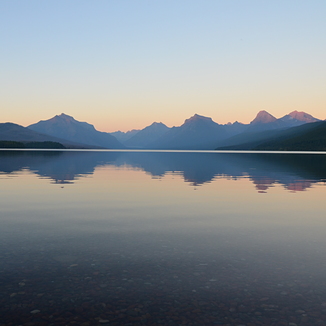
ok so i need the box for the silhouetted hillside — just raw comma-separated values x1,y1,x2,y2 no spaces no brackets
255,121,326,151
217,121,325,150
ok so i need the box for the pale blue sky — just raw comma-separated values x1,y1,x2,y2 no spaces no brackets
1,1,325,131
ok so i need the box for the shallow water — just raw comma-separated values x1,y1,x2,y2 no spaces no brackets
0,150,326,325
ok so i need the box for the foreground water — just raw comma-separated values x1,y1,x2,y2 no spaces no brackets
0,150,326,326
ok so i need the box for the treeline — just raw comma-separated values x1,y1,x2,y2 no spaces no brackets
0,141,66,149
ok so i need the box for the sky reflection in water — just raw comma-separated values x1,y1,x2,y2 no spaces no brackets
0,150,326,325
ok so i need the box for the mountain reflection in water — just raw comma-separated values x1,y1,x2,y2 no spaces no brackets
1,150,326,325
0,150,325,192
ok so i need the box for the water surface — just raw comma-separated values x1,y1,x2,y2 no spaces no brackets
1,150,326,325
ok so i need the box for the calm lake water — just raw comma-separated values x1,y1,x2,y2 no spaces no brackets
1,150,326,326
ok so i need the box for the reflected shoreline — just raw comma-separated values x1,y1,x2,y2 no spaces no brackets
1,150,326,192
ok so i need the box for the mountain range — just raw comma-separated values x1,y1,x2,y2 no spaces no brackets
0,110,324,150
108,110,322,149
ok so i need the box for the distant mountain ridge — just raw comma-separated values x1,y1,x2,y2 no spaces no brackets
111,129,140,143
1,110,323,150
28,113,124,149
147,114,232,149
110,110,321,150
124,122,170,148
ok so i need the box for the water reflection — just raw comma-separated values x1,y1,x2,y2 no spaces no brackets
1,150,325,192
1,150,326,325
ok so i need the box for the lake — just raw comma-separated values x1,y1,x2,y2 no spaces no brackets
0,150,326,325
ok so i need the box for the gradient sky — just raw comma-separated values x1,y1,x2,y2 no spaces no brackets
1,1,325,132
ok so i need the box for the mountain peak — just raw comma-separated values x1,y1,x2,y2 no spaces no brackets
250,110,277,125
54,113,76,122
288,111,319,123
150,122,165,127
58,113,72,118
28,114,124,148
184,114,214,124
124,121,169,148
145,122,169,131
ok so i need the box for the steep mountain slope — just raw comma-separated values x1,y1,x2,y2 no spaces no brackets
246,110,285,132
254,121,326,151
149,114,231,149
251,110,277,124
124,122,170,148
28,113,123,149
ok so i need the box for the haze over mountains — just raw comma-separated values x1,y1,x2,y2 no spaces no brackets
0,110,324,150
